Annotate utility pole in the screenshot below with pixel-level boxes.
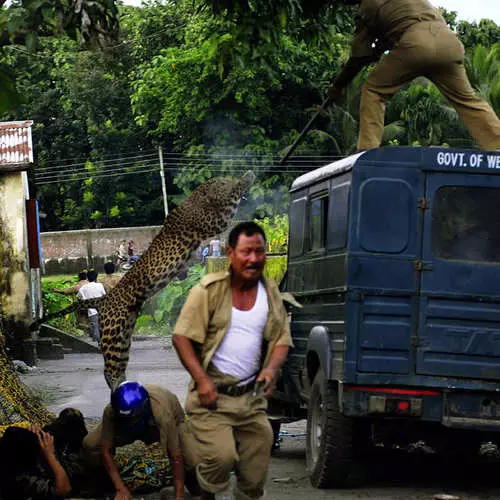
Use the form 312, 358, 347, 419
158, 146, 169, 217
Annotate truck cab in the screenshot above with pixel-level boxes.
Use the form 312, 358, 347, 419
272, 147, 500, 487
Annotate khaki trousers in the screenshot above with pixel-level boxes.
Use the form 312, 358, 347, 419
181, 390, 273, 499
358, 21, 500, 151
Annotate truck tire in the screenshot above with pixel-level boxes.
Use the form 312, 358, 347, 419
306, 371, 355, 488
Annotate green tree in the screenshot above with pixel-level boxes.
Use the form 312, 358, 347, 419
458, 19, 500, 49
466, 43, 500, 115
0, 0, 119, 112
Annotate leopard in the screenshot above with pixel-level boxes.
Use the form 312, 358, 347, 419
31, 171, 255, 390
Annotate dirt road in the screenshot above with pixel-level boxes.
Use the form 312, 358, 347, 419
21, 338, 500, 500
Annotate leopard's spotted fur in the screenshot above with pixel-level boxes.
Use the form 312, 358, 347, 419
33, 172, 254, 390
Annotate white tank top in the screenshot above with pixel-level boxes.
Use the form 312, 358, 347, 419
212, 281, 269, 382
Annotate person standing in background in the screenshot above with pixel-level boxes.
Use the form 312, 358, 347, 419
77, 269, 106, 344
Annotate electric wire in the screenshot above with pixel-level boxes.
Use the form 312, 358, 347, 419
35, 152, 158, 172
35, 163, 160, 181
34, 166, 315, 185
34, 163, 332, 183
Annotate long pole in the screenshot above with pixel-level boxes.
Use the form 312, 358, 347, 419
158, 146, 169, 217
278, 97, 331, 166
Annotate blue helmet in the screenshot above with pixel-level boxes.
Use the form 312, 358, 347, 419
111, 381, 150, 419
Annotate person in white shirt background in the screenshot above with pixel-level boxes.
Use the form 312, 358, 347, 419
77, 269, 106, 344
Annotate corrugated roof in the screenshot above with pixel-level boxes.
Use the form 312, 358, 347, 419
0, 120, 34, 166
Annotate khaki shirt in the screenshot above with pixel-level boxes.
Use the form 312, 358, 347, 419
99, 274, 122, 293
174, 271, 293, 386
101, 385, 184, 456
351, 0, 445, 58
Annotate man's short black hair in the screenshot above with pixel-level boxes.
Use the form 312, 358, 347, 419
87, 269, 98, 282
228, 221, 266, 249
104, 261, 115, 275
0, 427, 40, 471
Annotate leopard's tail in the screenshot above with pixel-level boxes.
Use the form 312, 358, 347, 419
29, 297, 104, 332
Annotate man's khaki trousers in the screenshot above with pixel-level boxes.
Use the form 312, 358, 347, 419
181, 390, 273, 500
359, 21, 500, 151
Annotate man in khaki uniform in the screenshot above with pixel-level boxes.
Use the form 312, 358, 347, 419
99, 261, 122, 293
173, 221, 293, 500
83, 382, 188, 500
329, 0, 500, 151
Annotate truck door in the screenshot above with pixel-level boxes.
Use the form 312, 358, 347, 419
350, 164, 424, 377
417, 172, 500, 381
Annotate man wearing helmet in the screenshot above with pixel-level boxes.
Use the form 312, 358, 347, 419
83, 381, 187, 500
328, 0, 500, 152
172, 221, 294, 500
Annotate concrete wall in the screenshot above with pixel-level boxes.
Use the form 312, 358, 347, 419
41, 225, 162, 275
0, 171, 33, 356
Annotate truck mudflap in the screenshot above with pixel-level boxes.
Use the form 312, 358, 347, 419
443, 391, 500, 431
342, 386, 500, 431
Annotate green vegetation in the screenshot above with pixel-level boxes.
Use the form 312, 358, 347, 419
1, 2, 499, 233
135, 265, 207, 336
41, 266, 207, 337
40, 276, 82, 335
207, 256, 287, 284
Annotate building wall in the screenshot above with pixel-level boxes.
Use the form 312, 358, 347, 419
40, 223, 240, 276
0, 172, 32, 355
41, 225, 163, 275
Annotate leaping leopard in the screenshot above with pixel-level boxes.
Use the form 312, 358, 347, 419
31, 171, 255, 390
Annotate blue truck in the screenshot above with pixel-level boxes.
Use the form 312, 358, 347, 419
271, 146, 500, 488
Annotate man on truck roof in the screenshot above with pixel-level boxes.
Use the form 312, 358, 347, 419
329, 0, 500, 152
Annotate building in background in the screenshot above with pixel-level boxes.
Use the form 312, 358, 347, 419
0, 120, 42, 361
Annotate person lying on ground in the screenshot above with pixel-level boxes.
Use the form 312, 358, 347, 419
0, 426, 72, 499
82, 381, 199, 500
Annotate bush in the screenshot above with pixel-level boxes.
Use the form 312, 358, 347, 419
135, 264, 207, 335
41, 276, 82, 335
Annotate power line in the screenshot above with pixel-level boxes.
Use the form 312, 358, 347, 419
34, 154, 332, 178
34, 161, 322, 183
38, 148, 157, 166
35, 158, 158, 179
35, 168, 161, 185
35, 152, 158, 173
35, 167, 314, 185
35, 162, 159, 181
34, 152, 338, 177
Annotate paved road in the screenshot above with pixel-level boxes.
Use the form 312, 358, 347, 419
21, 338, 500, 500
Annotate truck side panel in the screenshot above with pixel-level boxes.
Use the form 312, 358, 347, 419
345, 163, 424, 384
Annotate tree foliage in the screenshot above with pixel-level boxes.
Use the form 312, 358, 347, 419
1, 1, 499, 231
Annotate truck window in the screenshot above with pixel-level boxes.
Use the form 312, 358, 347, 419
433, 186, 500, 263
289, 196, 307, 258
327, 183, 350, 250
358, 179, 412, 254
309, 194, 328, 251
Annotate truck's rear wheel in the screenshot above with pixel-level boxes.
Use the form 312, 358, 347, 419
306, 371, 355, 488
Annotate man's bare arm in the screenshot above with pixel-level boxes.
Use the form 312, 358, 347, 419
172, 335, 219, 408
257, 345, 290, 398
101, 440, 132, 499
170, 447, 184, 500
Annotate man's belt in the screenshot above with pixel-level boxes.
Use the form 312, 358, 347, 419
216, 380, 255, 397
